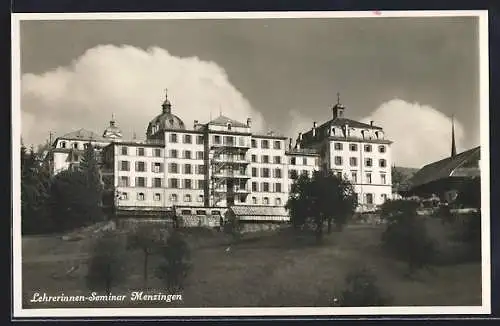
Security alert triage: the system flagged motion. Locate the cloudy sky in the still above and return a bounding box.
[19,15,481,168]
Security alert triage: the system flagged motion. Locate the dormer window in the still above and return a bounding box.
[73,143,79,149]
[227,123,232,131]
[60,141,66,148]
[375,131,379,139]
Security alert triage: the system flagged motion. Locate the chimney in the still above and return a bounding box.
[194,120,198,128]
[296,132,302,149]
[247,118,252,128]
[370,120,374,127]
[288,138,292,150]
[312,121,317,137]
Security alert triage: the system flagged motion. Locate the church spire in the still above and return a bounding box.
[451,115,457,157]
[162,88,172,114]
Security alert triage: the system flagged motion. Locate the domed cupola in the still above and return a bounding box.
[103,114,123,140]
[146,88,186,139]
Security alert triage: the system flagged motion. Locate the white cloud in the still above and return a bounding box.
[21,45,265,146]
[361,99,465,168]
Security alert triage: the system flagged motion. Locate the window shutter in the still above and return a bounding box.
[160,163,164,173]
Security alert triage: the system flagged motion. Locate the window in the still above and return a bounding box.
[137,192,145,201]
[252,197,257,204]
[169,178,179,189]
[84,143,90,150]
[262,155,269,163]
[289,169,298,179]
[73,143,79,149]
[121,192,128,200]
[170,149,178,158]
[365,158,373,167]
[197,164,205,174]
[336,171,343,179]
[184,134,192,144]
[275,183,282,193]
[119,176,129,187]
[184,194,192,202]
[196,151,204,160]
[135,177,146,187]
[261,140,269,149]
[121,146,128,155]
[154,149,161,157]
[197,195,204,203]
[153,178,162,188]
[170,134,178,143]
[274,156,281,164]
[227,123,232,130]
[170,194,178,202]
[251,155,257,163]
[381,194,388,202]
[302,170,308,177]
[274,141,281,149]
[262,182,270,192]
[262,168,270,178]
[351,172,357,183]
[252,182,258,192]
[120,161,130,171]
[196,210,207,216]
[154,193,161,201]
[251,139,257,148]
[303,157,307,165]
[380,173,387,184]
[61,141,67,149]
[334,142,343,150]
[224,136,234,145]
[152,162,163,173]
[169,163,178,173]
[135,161,146,172]
[252,167,258,177]
[214,135,221,144]
[366,193,373,205]
[364,144,372,152]
[137,148,145,156]
[349,144,358,151]
[275,198,282,206]
[184,179,192,189]
[274,168,282,178]
[184,164,192,174]
[196,135,204,144]
[197,180,205,190]
[335,156,343,165]
[239,195,246,203]
[378,145,386,153]
[366,173,372,184]
[184,150,191,159]
[290,157,296,165]
[349,157,358,166]
[181,209,191,215]
[263,197,270,205]
[379,159,387,168]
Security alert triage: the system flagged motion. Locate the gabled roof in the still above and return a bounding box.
[330,118,383,130]
[408,146,480,189]
[228,205,288,217]
[59,129,108,142]
[208,115,248,128]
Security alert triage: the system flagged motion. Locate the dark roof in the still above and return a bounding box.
[58,129,108,142]
[208,115,248,128]
[408,146,480,189]
[285,148,320,156]
[329,118,383,130]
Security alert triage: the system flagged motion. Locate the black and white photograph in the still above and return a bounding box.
[12,10,490,318]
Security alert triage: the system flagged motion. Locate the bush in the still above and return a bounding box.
[337,266,392,306]
[155,231,192,291]
[86,230,128,295]
[381,200,437,274]
[453,211,481,261]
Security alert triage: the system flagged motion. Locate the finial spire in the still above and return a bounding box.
[451,115,457,157]
[337,92,340,105]
[162,87,172,114]
[165,88,168,100]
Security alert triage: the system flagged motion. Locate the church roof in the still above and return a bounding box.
[59,129,108,142]
[408,146,480,190]
[208,115,248,128]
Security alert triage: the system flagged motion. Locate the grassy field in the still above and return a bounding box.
[21,220,482,308]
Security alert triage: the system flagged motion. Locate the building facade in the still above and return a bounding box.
[98,90,392,217]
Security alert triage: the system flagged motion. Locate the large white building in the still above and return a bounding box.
[48,90,392,218]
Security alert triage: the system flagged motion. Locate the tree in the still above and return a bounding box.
[286,170,357,242]
[86,230,128,295]
[155,231,192,292]
[126,223,169,288]
[454,177,481,209]
[391,166,405,186]
[21,145,52,234]
[380,200,437,274]
[79,142,104,222]
[337,266,392,307]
